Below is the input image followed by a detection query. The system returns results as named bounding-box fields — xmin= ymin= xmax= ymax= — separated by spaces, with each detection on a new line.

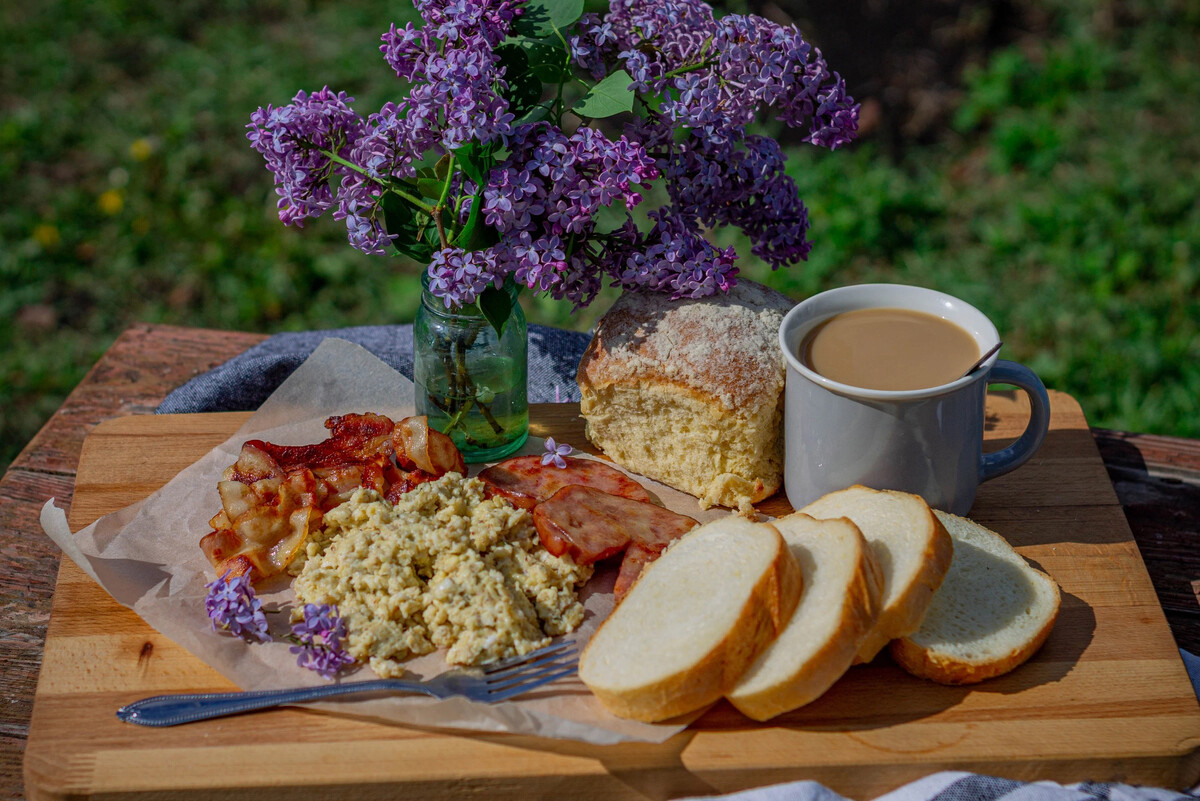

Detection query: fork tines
xmin=483 ymin=640 xmax=576 ymax=673
xmin=482 ymin=641 xmax=579 ymax=700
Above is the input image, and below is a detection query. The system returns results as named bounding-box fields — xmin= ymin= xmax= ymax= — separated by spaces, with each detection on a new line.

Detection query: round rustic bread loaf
xmin=576 ymin=280 xmax=794 ymax=513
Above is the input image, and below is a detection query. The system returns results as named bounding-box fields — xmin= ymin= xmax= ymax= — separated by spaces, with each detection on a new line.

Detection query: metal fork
xmin=116 ymin=641 xmax=578 ymax=727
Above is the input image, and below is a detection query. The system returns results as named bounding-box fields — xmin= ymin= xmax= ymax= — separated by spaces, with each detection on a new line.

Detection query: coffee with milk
xmin=799 ymin=307 xmax=980 ymax=391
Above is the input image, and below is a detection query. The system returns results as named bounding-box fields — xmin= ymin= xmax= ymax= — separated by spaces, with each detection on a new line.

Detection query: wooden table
xmin=2 ymin=323 xmax=1199 ymax=801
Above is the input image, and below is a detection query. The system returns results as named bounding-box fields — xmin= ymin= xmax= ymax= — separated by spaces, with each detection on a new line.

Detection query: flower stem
xmin=321 ymin=149 xmax=441 ymax=218
xmin=661 ymin=58 xmax=715 ymax=82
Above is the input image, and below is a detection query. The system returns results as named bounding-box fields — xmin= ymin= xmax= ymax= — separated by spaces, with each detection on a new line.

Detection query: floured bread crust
xmin=576 ymin=280 xmax=794 ymax=512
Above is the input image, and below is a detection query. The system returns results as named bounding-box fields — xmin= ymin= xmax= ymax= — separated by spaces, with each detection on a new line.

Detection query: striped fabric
xmin=681 ymin=772 xmax=1198 ymax=801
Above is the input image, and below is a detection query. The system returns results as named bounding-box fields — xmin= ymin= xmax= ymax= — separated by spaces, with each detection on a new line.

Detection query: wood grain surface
xmin=21 ymin=395 xmax=1200 ymax=801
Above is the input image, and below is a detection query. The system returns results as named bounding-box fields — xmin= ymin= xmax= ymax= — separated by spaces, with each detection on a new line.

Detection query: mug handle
xmin=979 ymin=360 xmax=1051 ymax=483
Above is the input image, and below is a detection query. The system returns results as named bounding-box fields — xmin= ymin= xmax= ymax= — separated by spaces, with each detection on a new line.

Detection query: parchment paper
xmin=40 ymin=337 xmax=733 ymax=744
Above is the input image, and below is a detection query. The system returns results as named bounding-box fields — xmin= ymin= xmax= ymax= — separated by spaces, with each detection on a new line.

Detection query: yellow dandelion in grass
xmin=130 ymin=138 xmax=154 ymax=161
xmin=33 ymin=224 xmax=61 ymax=248
xmin=98 ymin=189 xmax=124 ymax=215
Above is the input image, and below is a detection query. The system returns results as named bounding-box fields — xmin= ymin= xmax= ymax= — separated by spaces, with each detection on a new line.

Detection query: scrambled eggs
xmin=292 ymin=474 xmax=591 ymax=677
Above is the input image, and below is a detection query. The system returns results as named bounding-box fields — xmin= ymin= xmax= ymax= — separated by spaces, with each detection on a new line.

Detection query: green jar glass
xmin=413 ymin=275 xmax=529 ymax=462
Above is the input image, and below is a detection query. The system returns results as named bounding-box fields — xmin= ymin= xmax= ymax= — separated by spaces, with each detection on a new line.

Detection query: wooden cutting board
xmin=24 ymin=396 xmax=1200 ymax=801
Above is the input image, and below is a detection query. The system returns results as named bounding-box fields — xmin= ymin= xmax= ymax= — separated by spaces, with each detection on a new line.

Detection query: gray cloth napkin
xmin=680 ymin=771 xmax=1197 ymax=801
xmin=156 ymin=323 xmax=590 ymax=414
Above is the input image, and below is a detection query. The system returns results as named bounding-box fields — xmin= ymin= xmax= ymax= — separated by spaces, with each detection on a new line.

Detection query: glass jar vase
xmin=413 ymin=275 xmax=528 ymax=462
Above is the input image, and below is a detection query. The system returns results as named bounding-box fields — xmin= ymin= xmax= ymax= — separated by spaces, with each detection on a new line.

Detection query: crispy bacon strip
xmin=201 ymin=470 xmax=324 ymax=580
xmin=478 ymin=455 xmax=653 ymax=510
xmin=247 ymin=413 xmax=396 ymax=471
xmin=394 ymin=416 xmax=466 ymax=476
xmin=201 ymin=414 xmax=465 ymax=584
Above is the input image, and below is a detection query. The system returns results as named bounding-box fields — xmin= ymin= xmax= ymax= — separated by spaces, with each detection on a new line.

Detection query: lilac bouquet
xmin=247 ymin=0 xmax=858 ymax=331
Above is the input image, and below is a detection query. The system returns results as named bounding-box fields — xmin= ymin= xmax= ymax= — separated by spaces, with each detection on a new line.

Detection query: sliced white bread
xmin=579 ymin=517 xmax=802 ymax=722
xmin=889 ymin=510 xmax=1061 ymax=684
xmin=726 ymin=513 xmax=884 ymax=721
xmin=801 ymin=485 xmax=953 ymax=663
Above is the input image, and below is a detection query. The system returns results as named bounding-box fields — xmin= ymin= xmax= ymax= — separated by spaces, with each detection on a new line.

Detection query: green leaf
xmin=477 ymin=284 xmax=514 ymax=337
xmin=521 ymin=39 xmax=570 ymax=82
xmin=494 ymin=43 xmax=529 ymax=78
xmin=434 ymin=153 xmax=451 ymax=180
xmin=382 ymin=192 xmax=435 ymax=263
xmin=503 ymin=71 xmax=544 ymax=118
xmin=638 ymin=90 xmax=666 ymax=115
xmin=453 ymin=141 xmax=493 ymax=188
xmin=412 ymin=150 xmax=443 ymax=172
xmin=416 ymin=177 xmax=444 ymax=198
xmin=451 ymin=189 xmax=498 ymax=251
xmin=572 ymin=70 xmax=635 ymax=118
xmin=514 ymin=0 xmax=583 ymax=37
xmin=515 ymin=104 xmax=551 ymax=125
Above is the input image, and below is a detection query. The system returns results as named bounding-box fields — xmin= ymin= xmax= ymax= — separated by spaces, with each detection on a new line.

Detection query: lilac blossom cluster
xmin=665 ymin=134 xmax=813 ymax=267
xmin=474 ymin=123 xmax=659 ymax=307
xmin=246 ymin=88 xmax=365 ymax=227
xmin=606 ymin=210 xmax=738 ymax=297
xmin=572 ymin=0 xmax=858 ymax=148
xmin=379 ymin=3 xmax=518 ymax=151
xmin=204 ymin=573 xmax=271 ymax=643
xmin=246 ymin=0 xmax=858 ymax=311
xmin=289 ymin=603 xmax=357 ymax=679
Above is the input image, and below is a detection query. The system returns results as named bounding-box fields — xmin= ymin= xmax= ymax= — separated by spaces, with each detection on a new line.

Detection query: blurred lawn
xmin=1 ymin=0 xmax=1197 ymax=474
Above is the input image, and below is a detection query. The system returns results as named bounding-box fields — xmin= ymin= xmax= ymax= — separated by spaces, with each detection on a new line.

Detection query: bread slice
xmin=889 ymin=510 xmax=1061 ymax=684
xmin=801 ymin=486 xmax=953 ymax=663
xmin=578 ymin=517 xmax=802 ymax=722
xmin=726 ymin=513 xmax=884 ymax=721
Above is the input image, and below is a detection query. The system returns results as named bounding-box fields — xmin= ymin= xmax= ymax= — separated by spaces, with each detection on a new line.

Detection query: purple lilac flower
xmin=509 ymin=234 xmax=566 ymax=294
xmin=469 ymin=123 xmax=657 ymax=308
xmin=333 ymin=176 xmax=394 ymax=256
xmin=247 ymin=0 xmax=857 ymax=311
xmin=541 ymin=437 xmax=573 ymax=468
xmin=572 ymin=0 xmax=858 ymax=148
xmin=427 ymin=246 xmax=503 ymax=307
xmin=416 ymin=0 xmax=520 ymax=47
xmin=379 ymin=4 xmax=517 ymax=152
xmin=204 ymin=573 xmax=271 ymax=644
xmin=608 ymin=210 xmax=738 ymax=298
xmin=290 ymin=603 xmax=356 ymax=679
xmin=271 ymin=1 xmax=521 ymax=255
xmin=665 ymin=132 xmax=812 ymax=268
xmin=484 ymin=124 xmax=656 ymax=242
xmin=246 ymin=88 xmax=366 ymax=227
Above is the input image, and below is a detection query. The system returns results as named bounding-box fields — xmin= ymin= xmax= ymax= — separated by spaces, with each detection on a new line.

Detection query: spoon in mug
xmin=962 ymin=341 xmax=1003 ymax=378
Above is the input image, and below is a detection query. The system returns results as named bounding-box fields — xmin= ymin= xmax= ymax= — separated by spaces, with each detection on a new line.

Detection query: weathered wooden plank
xmin=0 ymin=471 xmax=75 ymax=758
xmin=11 ymin=325 xmax=264 ymax=476
xmin=1 ymin=325 xmax=264 ymax=801
xmin=1093 ymin=429 xmax=1200 ymax=654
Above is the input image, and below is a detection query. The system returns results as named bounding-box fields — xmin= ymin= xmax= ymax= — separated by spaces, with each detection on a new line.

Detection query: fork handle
xmin=116 ymin=679 xmax=431 ymax=727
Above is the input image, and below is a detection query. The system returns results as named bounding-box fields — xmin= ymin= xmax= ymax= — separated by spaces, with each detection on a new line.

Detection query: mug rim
xmin=778 ymin=283 xmax=1002 ymax=401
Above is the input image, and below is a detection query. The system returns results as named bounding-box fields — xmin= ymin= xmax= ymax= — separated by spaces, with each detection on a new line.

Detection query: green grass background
xmin=2 ymin=0 xmax=1198 ymax=474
